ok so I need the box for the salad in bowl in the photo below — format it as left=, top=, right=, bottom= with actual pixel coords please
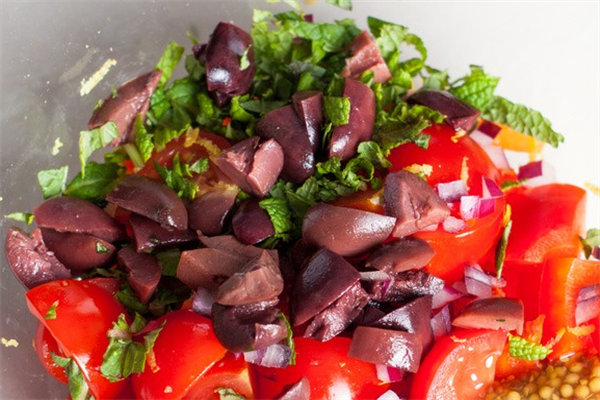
left=1, top=1, right=598, bottom=399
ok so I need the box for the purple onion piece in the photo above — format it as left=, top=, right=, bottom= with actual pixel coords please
left=478, top=198, right=497, bottom=218
left=431, top=285, right=465, bottom=309
left=460, top=195, right=481, bottom=221
left=302, top=203, right=396, bottom=257
left=106, top=175, right=188, bottom=230
left=442, top=216, right=466, bottom=234
left=4, top=228, right=71, bottom=289
left=437, top=180, right=468, bottom=203
left=376, top=390, right=402, bottom=400
left=376, top=364, right=404, bottom=384
left=33, top=197, right=126, bottom=243
left=575, top=284, right=600, bottom=325
left=243, top=343, right=292, bottom=368
left=465, top=276, right=492, bottom=299
left=452, top=297, right=524, bottom=335
left=518, top=161, right=556, bottom=187
left=408, top=89, right=481, bottom=132
left=232, top=199, right=275, bottom=245
left=482, top=177, right=504, bottom=199
left=431, top=305, right=452, bottom=340
left=192, top=287, right=215, bottom=317
left=478, top=120, right=502, bottom=139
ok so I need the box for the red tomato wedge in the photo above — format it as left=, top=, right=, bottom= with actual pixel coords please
left=505, top=184, right=586, bottom=263
left=410, top=329, right=507, bottom=400
left=132, top=309, right=229, bottom=400
left=33, top=322, right=68, bottom=384
left=26, top=279, right=129, bottom=400
left=249, top=337, right=389, bottom=400
left=502, top=260, right=545, bottom=322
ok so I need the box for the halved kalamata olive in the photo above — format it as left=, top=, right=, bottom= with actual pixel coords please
left=212, top=300, right=287, bottom=353
left=213, top=136, right=259, bottom=195
left=291, top=247, right=361, bottom=326
left=33, top=197, right=126, bottom=243
left=576, top=284, right=600, bottom=326
left=117, top=247, right=161, bottom=304
left=304, top=281, right=370, bottom=342
left=232, top=199, right=275, bottom=245
left=292, top=91, right=324, bottom=152
left=408, top=89, right=481, bottom=132
left=366, top=237, right=435, bottom=273
left=187, top=188, right=238, bottom=236
left=452, top=297, right=524, bottom=335
left=342, top=31, right=392, bottom=84
left=40, top=228, right=116, bottom=272
left=383, top=170, right=450, bottom=238
left=353, top=304, right=386, bottom=327
left=106, top=175, right=188, bottom=230
left=276, top=377, right=310, bottom=400
left=372, top=269, right=444, bottom=303
left=88, top=70, right=162, bottom=145
left=5, top=228, right=71, bottom=289
left=204, top=22, right=254, bottom=106
left=329, top=78, right=376, bottom=161
left=348, top=326, right=422, bottom=372
left=247, top=138, right=284, bottom=197
left=372, top=295, right=434, bottom=353
left=177, top=248, right=247, bottom=293
left=130, top=213, right=197, bottom=252
left=302, top=203, right=396, bottom=257
left=256, top=104, right=317, bottom=184
left=200, top=234, right=279, bottom=265
left=216, top=250, right=283, bottom=306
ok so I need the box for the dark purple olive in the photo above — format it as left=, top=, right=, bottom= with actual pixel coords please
left=256, top=104, right=316, bottom=184
left=292, top=91, right=324, bottom=152
left=328, top=78, right=375, bottom=161
left=452, top=297, right=525, bottom=335
left=187, top=188, right=238, bottom=236
left=232, top=199, right=275, bottom=245
left=408, top=89, right=481, bottom=131
left=372, top=295, right=434, bottom=353
left=204, top=22, right=254, bottom=106
left=212, top=300, right=287, bottom=352
left=303, top=281, right=370, bottom=342
left=366, top=237, right=435, bottom=273
left=216, top=251, right=283, bottom=306
left=40, top=228, right=116, bottom=272
left=199, top=234, right=279, bottom=264
left=371, top=269, right=444, bottom=303
left=348, top=326, right=422, bottom=372
left=33, top=197, right=126, bottom=243
left=177, top=248, right=247, bottom=293
left=106, top=175, right=188, bottom=230
left=383, top=170, right=450, bottom=238
left=576, top=284, right=600, bottom=326
left=247, top=138, right=284, bottom=197
left=353, top=304, right=387, bottom=327
left=4, top=228, right=71, bottom=289
left=130, top=213, right=197, bottom=252
left=88, top=70, right=162, bottom=145
left=342, top=31, right=391, bottom=84
left=291, top=247, right=361, bottom=326
left=117, top=247, right=162, bottom=303
left=302, top=203, right=396, bottom=257
left=213, top=136, right=259, bottom=195
left=276, top=377, right=310, bottom=400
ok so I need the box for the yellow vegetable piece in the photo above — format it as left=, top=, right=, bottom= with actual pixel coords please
left=492, top=123, right=545, bottom=161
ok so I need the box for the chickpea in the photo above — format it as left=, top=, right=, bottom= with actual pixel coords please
left=565, top=373, right=581, bottom=385
left=589, top=377, right=600, bottom=394
left=539, top=386, right=554, bottom=400
left=560, top=384, right=574, bottom=399
left=574, top=384, right=590, bottom=399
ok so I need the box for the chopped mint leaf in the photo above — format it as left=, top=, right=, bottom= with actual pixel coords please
left=482, top=96, right=564, bottom=148
left=155, top=41, right=185, bottom=89
left=79, top=121, right=119, bottom=173
left=44, top=301, right=59, bottom=320
left=111, top=87, right=118, bottom=99
left=324, top=96, right=351, bottom=126
left=356, top=141, right=392, bottom=169
left=154, top=248, right=181, bottom=277
left=422, top=67, right=449, bottom=91
left=326, top=0, right=352, bottom=11
left=122, top=143, right=145, bottom=170
left=239, top=45, right=252, bottom=71
left=64, top=162, right=122, bottom=200
left=238, top=99, right=288, bottom=115
left=38, top=166, right=69, bottom=199
left=189, top=158, right=209, bottom=175
left=184, top=53, right=204, bottom=81
left=259, top=198, right=294, bottom=241
left=154, top=155, right=199, bottom=200
left=500, top=180, right=521, bottom=191
left=134, top=115, right=154, bottom=163
left=450, top=65, right=499, bottom=110
left=95, top=241, right=110, bottom=254
left=580, top=228, right=600, bottom=259
left=4, top=212, right=34, bottom=225
left=508, top=333, right=552, bottom=361
left=280, top=312, right=296, bottom=365
left=495, top=219, right=512, bottom=279
left=51, top=353, right=94, bottom=400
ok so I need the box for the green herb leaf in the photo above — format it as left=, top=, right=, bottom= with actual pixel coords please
left=134, top=115, right=155, bottom=163
left=184, top=53, right=205, bottom=81
left=580, top=228, right=600, bottom=259
left=38, top=166, right=69, bottom=199
left=154, top=248, right=181, bottom=277
left=45, top=300, right=59, bottom=320
left=95, top=241, right=110, bottom=254
left=495, top=219, right=512, bottom=279
left=500, top=180, right=521, bottom=191
left=482, top=96, right=564, bottom=148
left=240, top=45, right=252, bottom=71
left=51, top=354, right=93, bottom=400
left=450, top=65, right=499, bottom=110
left=280, top=312, right=296, bottom=366
left=4, top=212, right=34, bottom=225
left=154, top=155, right=200, bottom=200
left=422, top=67, right=449, bottom=91
left=79, top=121, right=119, bottom=173
left=64, top=162, right=122, bottom=200
left=326, top=0, right=352, bottom=11
left=508, top=333, right=552, bottom=361
left=215, top=387, right=248, bottom=400
left=324, top=96, right=351, bottom=126
left=356, top=141, right=392, bottom=169
left=155, top=41, right=185, bottom=89
left=259, top=197, right=294, bottom=241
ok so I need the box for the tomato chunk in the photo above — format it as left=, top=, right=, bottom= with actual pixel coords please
left=410, top=329, right=507, bottom=400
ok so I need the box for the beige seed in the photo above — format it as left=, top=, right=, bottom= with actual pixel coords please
left=524, top=382, right=537, bottom=396
left=574, top=384, right=590, bottom=399
left=539, top=385, right=554, bottom=400
left=506, top=391, right=521, bottom=400
left=560, top=384, right=574, bottom=399
left=565, top=373, right=581, bottom=385
left=548, top=377, right=562, bottom=388
left=537, top=375, right=549, bottom=386
left=556, top=366, right=568, bottom=378
left=592, top=365, right=600, bottom=378
left=529, top=394, right=541, bottom=400
left=590, top=377, right=600, bottom=393
left=571, top=362, right=584, bottom=373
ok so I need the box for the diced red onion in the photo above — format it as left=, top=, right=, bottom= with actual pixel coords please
left=442, top=216, right=466, bottom=233
left=376, top=364, right=404, bottom=384
left=244, top=343, right=292, bottom=368
left=376, top=390, right=402, bottom=400
left=464, top=265, right=506, bottom=298
left=470, top=129, right=494, bottom=146
left=431, top=305, right=452, bottom=339
left=482, top=177, right=503, bottom=199
left=437, top=180, right=468, bottom=203
left=470, top=130, right=510, bottom=170
left=593, top=246, right=600, bottom=260
left=192, top=287, right=214, bottom=317
left=478, top=197, right=496, bottom=218
left=478, top=120, right=502, bottom=139
left=575, top=284, right=600, bottom=326
left=518, top=160, right=556, bottom=187
left=460, top=196, right=480, bottom=221
left=465, top=276, right=492, bottom=298
left=432, top=285, right=465, bottom=309
left=452, top=280, right=468, bottom=294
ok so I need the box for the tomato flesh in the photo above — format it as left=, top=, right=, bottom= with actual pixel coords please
left=34, top=322, right=68, bottom=384
left=410, top=329, right=507, bottom=400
